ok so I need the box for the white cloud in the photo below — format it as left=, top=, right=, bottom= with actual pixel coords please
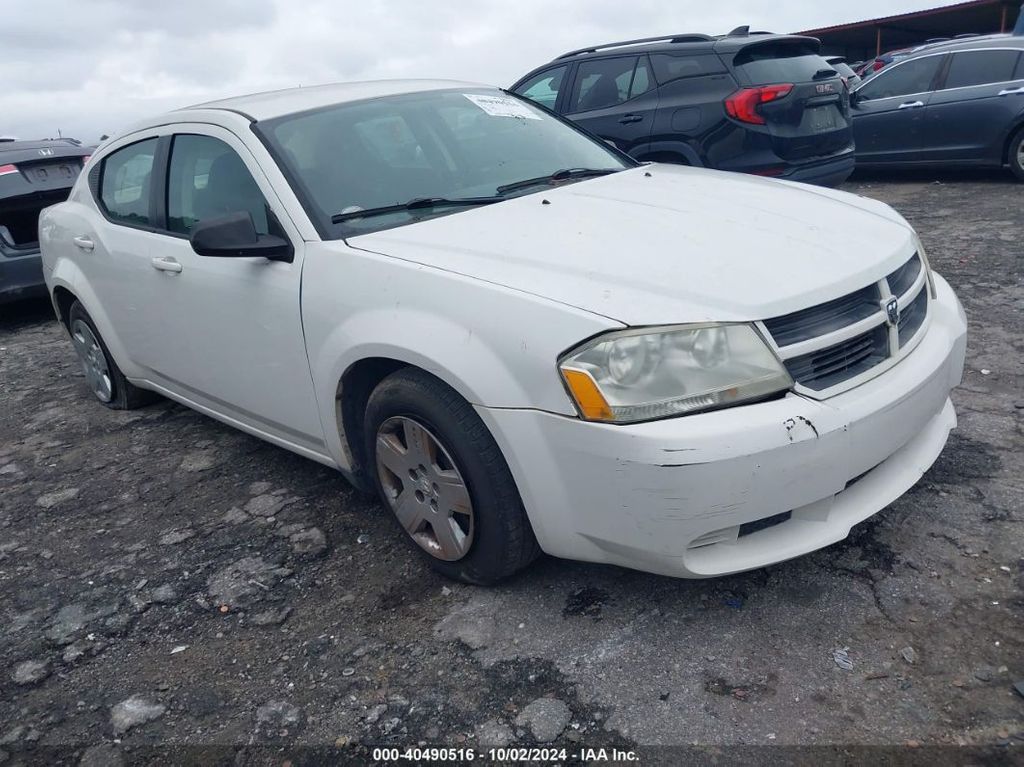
left=1, top=0, right=943, bottom=142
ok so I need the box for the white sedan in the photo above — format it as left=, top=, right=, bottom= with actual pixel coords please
left=40, top=80, right=966, bottom=583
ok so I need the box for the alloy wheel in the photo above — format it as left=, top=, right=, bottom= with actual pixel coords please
left=70, top=319, right=113, bottom=403
left=375, top=416, right=475, bottom=561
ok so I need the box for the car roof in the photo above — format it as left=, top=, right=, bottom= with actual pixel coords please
left=902, top=33, right=1023, bottom=57
left=181, top=79, right=489, bottom=122
left=547, top=32, right=819, bottom=63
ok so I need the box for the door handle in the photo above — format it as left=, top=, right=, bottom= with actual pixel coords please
left=72, top=235, right=94, bottom=252
left=151, top=257, right=182, bottom=274
left=998, top=87, right=1024, bottom=96
left=618, top=114, right=644, bottom=124
left=897, top=101, right=924, bottom=109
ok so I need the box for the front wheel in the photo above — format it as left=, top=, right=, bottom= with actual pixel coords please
left=363, top=368, right=539, bottom=584
left=1010, top=128, right=1024, bottom=182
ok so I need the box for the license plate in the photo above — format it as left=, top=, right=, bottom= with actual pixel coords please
left=808, top=106, right=838, bottom=133
left=31, top=163, right=76, bottom=183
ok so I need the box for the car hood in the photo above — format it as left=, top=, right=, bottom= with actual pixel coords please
left=347, top=165, right=917, bottom=325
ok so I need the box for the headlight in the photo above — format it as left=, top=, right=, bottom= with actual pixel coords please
left=559, top=324, right=792, bottom=423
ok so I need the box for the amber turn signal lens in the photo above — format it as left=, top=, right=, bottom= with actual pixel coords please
left=562, top=368, right=614, bottom=421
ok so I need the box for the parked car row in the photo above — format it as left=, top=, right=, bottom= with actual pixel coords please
left=511, top=28, right=1024, bottom=182
left=6, top=27, right=1022, bottom=311
left=850, top=35, right=1024, bottom=177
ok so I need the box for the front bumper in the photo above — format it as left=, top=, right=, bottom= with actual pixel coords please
left=0, top=246, right=46, bottom=304
left=477, top=273, right=966, bottom=578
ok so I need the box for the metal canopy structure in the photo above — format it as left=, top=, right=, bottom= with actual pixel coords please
left=799, top=0, right=1021, bottom=60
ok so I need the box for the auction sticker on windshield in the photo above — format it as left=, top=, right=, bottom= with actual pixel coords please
left=464, top=93, right=541, bottom=119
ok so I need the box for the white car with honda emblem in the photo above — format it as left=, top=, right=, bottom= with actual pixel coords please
left=40, top=80, right=966, bottom=583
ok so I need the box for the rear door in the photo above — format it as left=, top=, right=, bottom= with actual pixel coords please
left=562, top=55, right=658, bottom=156
left=920, top=48, right=1024, bottom=163
left=725, top=40, right=852, bottom=163
left=850, top=54, right=946, bottom=163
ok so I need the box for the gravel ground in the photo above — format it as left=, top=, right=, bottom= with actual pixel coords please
left=1, top=170, right=1021, bottom=764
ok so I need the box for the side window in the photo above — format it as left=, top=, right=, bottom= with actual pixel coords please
left=857, top=55, right=943, bottom=100
left=943, top=50, right=1021, bottom=89
left=167, top=134, right=269, bottom=235
left=514, top=66, right=568, bottom=110
left=571, top=56, right=648, bottom=112
left=650, top=54, right=726, bottom=84
left=100, top=139, right=157, bottom=227
left=630, top=57, right=653, bottom=99
left=1016, top=52, right=1024, bottom=80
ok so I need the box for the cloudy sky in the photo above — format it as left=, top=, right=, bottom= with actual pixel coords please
left=3, top=0, right=944, bottom=141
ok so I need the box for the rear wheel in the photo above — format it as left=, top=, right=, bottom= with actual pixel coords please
left=364, top=368, right=539, bottom=584
left=67, top=301, right=158, bottom=410
left=1009, top=128, right=1024, bottom=182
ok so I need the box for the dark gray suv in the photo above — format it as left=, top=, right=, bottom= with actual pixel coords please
left=511, top=31, right=856, bottom=187
left=850, top=35, right=1024, bottom=179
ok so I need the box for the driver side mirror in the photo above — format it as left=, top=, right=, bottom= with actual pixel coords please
left=189, top=211, right=293, bottom=262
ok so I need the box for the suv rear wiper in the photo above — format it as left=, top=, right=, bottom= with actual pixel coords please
left=495, top=167, right=618, bottom=196
left=813, top=68, right=839, bottom=80
left=331, top=196, right=502, bottom=224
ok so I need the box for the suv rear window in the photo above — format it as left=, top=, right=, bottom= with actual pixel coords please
left=731, top=43, right=830, bottom=84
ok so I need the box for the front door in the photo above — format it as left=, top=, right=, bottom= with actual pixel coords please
left=920, top=48, right=1024, bottom=163
left=851, top=54, right=945, bottom=163
left=134, top=127, right=324, bottom=453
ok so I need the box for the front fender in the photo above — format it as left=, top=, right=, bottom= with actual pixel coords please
left=301, top=243, right=618, bottom=470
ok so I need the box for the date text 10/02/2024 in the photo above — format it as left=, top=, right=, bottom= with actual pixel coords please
left=372, top=746, right=641, bottom=762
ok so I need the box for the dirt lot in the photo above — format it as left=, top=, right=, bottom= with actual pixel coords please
left=1, top=171, right=1022, bottom=764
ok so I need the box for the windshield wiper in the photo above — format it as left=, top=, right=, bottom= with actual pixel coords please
left=331, top=196, right=502, bottom=224
left=495, top=167, right=619, bottom=196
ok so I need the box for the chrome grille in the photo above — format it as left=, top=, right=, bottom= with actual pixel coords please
left=886, top=254, right=922, bottom=298
left=763, top=252, right=930, bottom=396
left=763, top=284, right=881, bottom=346
left=898, top=287, right=928, bottom=347
left=784, top=326, right=889, bottom=391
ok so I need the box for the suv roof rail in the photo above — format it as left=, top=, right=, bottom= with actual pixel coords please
left=555, top=33, right=714, bottom=59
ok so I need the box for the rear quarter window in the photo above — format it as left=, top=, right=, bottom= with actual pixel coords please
left=943, top=49, right=1021, bottom=89
left=731, top=43, right=831, bottom=84
left=650, top=54, right=727, bottom=84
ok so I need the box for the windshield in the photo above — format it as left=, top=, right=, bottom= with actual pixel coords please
left=258, top=88, right=631, bottom=237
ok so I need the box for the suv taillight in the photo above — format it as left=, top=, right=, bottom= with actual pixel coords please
left=724, top=84, right=793, bottom=125
left=0, top=164, right=17, bottom=176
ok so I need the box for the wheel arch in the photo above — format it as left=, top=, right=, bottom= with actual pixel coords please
left=1003, top=118, right=1024, bottom=166
left=638, top=140, right=703, bottom=166
left=46, top=265, right=141, bottom=380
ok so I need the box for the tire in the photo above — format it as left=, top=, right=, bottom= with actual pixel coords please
left=67, top=300, right=158, bottom=410
left=363, top=368, right=539, bottom=584
left=1009, top=128, right=1024, bottom=182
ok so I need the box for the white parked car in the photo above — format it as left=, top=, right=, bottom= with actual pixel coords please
left=40, top=80, right=967, bottom=583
